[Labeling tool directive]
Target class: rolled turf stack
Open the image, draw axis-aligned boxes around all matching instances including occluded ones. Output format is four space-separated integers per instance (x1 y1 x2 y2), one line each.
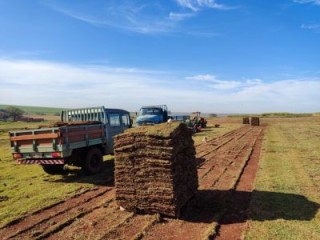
251 117 260 126
242 117 250 124
114 122 198 218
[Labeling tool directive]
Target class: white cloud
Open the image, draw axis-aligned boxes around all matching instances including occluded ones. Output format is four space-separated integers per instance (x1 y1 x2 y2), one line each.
208 80 241 90
186 74 244 90
44 0 233 35
176 0 198 11
244 78 263 85
186 74 217 81
293 0 320 5
175 0 229 11
301 24 320 29
46 1 176 34
169 12 195 21
0 59 319 113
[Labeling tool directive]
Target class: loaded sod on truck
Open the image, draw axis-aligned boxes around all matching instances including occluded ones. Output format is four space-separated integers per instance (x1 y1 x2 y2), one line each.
9 106 132 175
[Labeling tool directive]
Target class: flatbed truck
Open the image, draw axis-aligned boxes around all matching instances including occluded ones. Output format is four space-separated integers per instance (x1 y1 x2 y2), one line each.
9 106 132 175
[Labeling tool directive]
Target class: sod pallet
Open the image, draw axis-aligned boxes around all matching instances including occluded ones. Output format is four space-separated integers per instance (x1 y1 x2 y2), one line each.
114 122 198 218
251 117 260 126
242 117 250 124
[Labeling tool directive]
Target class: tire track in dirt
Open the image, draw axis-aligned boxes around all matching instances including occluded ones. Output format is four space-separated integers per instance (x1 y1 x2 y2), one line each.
0 125 264 240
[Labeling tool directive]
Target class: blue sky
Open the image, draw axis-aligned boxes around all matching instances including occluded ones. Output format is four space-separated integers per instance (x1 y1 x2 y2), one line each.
0 0 319 113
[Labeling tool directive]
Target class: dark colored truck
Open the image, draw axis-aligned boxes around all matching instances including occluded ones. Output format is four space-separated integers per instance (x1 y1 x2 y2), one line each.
9 106 132 175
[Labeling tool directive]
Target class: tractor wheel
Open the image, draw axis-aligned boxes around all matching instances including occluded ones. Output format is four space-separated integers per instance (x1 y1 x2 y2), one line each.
82 148 103 175
42 164 65 175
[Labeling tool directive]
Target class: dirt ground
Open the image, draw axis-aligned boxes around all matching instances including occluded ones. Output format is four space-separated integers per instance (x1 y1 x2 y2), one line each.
0 125 264 240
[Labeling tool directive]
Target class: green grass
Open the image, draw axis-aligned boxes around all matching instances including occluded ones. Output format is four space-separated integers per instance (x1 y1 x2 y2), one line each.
0 104 139 117
0 119 243 227
4 116 319 239
192 123 242 145
260 112 313 117
124 121 183 137
124 119 242 142
227 113 314 118
0 104 63 116
0 121 115 227
245 117 320 239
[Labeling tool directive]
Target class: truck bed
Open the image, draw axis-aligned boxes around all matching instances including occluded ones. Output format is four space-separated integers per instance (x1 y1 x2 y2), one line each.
9 122 106 164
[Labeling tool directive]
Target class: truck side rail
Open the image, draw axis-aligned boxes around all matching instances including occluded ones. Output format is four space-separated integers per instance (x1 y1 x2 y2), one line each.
9 123 106 158
61 106 107 123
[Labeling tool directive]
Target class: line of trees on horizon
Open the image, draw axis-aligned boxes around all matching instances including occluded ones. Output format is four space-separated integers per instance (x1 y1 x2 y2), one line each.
0 106 24 121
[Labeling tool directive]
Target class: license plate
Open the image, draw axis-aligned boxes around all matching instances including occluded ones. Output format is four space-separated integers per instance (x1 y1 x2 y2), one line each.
31 153 43 158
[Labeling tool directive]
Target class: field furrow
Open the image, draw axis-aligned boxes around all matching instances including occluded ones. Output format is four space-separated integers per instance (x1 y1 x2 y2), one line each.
1 187 114 240
0 125 264 240
0 187 111 239
141 126 264 239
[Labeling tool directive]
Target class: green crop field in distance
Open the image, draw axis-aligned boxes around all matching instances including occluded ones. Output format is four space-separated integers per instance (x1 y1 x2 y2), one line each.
245 117 320 239
0 104 63 116
192 122 242 145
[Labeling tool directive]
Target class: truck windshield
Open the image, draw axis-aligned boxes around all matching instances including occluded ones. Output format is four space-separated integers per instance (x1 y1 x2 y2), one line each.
139 108 162 115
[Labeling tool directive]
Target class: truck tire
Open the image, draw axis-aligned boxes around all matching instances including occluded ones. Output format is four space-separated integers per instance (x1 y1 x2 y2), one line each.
42 164 65 175
83 148 103 175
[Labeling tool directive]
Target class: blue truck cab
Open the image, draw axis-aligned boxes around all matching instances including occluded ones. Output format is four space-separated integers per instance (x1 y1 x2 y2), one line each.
136 105 168 126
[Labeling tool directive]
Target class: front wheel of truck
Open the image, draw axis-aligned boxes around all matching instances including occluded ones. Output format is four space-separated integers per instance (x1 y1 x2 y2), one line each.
83 148 103 175
42 164 65 175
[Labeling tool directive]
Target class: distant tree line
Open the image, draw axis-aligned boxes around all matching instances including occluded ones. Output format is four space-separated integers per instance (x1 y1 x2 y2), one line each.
0 106 24 121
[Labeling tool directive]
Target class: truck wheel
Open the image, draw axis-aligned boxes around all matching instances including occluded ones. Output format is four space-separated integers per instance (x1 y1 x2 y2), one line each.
83 148 103 175
42 164 65 175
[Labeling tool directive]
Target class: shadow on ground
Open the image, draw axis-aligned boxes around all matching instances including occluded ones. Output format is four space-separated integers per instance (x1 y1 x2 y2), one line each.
47 160 319 224
49 159 115 186
196 157 206 167
180 190 319 224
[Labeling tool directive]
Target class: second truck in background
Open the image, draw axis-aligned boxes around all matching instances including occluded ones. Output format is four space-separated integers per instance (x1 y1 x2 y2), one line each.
135 105 169 126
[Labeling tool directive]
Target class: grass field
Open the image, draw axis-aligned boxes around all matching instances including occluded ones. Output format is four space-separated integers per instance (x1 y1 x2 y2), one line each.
0 118 114 227
0 104 63 116
0 116 319 239
245 117 320 239
0 117 238 227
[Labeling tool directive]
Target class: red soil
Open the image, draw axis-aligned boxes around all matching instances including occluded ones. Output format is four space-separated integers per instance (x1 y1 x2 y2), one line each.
0 125 264 240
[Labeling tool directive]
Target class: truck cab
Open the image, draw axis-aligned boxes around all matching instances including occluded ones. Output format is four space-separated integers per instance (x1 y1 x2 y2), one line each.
61 107 132 154
104 109 132 153
136 105 168 126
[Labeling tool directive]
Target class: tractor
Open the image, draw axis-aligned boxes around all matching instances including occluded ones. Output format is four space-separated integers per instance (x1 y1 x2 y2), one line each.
185 112 207 133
